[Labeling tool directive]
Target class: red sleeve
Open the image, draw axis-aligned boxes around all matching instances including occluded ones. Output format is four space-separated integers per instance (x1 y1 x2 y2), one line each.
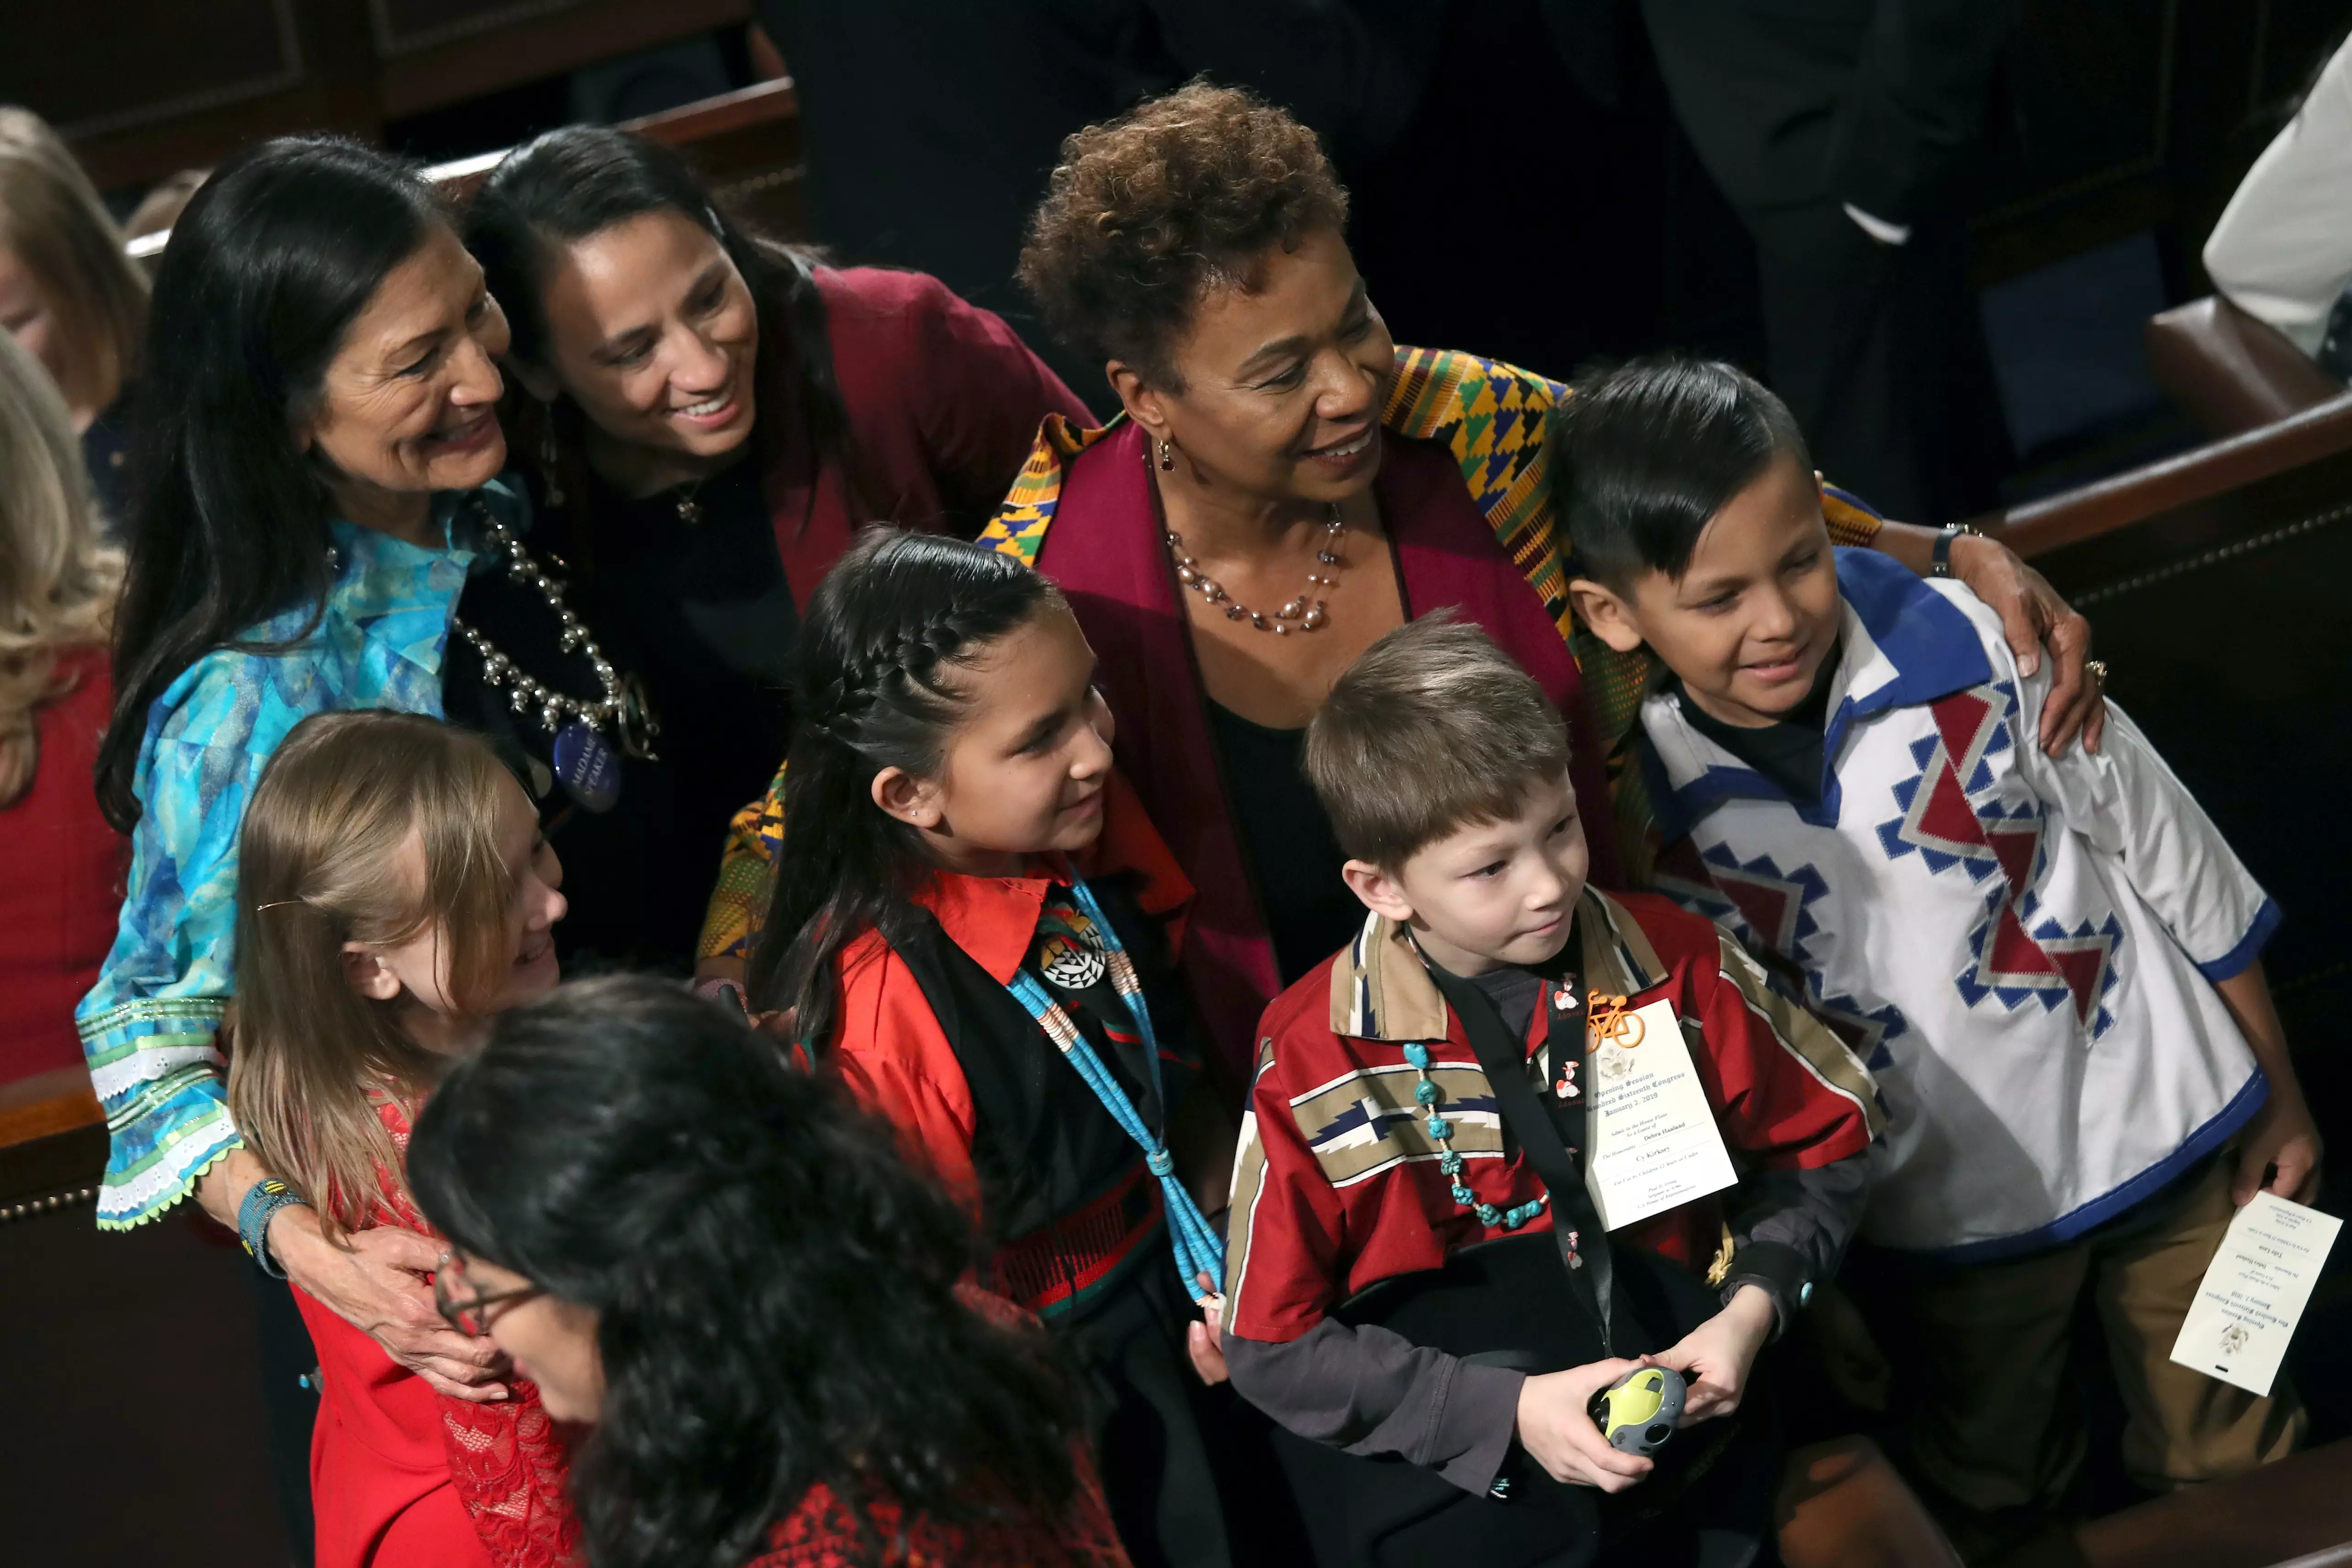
900 272 1095 524
828 934 987 1222
1223 999 1353 1343
1632 894 1876 1171
438 1384 580 1567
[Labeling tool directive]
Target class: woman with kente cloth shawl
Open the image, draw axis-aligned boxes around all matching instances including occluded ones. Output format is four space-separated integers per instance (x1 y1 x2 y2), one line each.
698 82 2103 1090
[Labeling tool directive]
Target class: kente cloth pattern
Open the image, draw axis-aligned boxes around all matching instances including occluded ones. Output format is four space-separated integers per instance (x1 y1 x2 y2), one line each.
974 345 1885 873
695 346 1884 961
74 481 524 1228
700 773 789 961
1642 549 2277 1259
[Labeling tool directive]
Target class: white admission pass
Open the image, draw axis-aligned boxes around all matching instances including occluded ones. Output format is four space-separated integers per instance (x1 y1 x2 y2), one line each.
1582 997 1738 1230
2168 1190 2342 1398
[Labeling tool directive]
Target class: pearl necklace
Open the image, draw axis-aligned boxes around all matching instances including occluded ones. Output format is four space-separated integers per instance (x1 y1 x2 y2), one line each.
1164 504 1344 634
451 503 660 759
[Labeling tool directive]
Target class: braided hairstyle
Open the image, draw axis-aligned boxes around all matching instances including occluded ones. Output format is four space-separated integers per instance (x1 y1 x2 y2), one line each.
750 530 1064 1045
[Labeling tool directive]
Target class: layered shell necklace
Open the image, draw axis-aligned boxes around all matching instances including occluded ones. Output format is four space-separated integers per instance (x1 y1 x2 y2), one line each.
451 501 660 807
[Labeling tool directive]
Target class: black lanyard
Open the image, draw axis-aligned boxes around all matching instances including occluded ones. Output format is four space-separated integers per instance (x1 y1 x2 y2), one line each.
1424 961 1621 1355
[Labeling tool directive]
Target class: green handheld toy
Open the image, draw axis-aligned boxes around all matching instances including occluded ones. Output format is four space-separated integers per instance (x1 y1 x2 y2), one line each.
1589 1365 1686 1456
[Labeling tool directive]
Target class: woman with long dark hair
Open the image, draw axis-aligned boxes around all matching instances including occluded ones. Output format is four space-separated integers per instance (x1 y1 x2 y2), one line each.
77 141 558 1513
464 126 1092 968
406 973 1132 1568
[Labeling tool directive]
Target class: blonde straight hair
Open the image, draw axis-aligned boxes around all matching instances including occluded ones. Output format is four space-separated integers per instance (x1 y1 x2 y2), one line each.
0 108 148 418
228 711 525 1238
0 326 121 805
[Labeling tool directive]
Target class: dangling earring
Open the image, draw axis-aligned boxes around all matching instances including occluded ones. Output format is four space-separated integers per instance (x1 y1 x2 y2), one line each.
539 407 566 508
1157 437 1175 472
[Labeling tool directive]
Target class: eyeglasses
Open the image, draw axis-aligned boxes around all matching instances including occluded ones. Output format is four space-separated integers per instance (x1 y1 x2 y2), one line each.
433 1250 544 1337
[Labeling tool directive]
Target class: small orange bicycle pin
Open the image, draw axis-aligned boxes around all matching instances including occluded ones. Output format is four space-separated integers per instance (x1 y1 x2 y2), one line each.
1585 993 1645 1053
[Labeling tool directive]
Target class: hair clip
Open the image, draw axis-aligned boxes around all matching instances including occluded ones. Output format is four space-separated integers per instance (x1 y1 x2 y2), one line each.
254 899 307 912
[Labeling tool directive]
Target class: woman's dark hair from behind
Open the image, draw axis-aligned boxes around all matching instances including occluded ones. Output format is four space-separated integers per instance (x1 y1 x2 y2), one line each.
406 975 1080 1568
94 136 443 830
1558 354 1813 591
463 125 867 524
747 529 1061 1044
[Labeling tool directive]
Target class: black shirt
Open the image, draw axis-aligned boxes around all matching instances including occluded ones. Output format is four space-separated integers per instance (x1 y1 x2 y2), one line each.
574 455 797 880
892 875 1203 1310
439 498 706 970
1206 700 1366 985
82 389 134 540
1667 641 1842 808
1457 935 1584 1152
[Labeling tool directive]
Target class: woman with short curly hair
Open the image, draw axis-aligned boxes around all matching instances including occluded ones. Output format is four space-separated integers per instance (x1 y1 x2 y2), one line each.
699 80 2103 1075
990 81 2104 1074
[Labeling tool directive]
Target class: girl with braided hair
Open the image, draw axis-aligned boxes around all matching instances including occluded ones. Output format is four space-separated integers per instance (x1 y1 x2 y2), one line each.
746 530 1296 1568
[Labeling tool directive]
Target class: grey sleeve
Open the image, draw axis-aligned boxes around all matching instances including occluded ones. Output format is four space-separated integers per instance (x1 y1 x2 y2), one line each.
1720 1151 1875 1335
1223 1317 1525 1496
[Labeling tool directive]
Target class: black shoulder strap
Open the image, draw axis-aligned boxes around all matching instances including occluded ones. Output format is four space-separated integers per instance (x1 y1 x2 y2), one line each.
1424 962 1619 1355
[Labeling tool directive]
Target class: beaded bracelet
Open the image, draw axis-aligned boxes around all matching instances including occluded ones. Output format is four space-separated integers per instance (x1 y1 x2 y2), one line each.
238 1178 312 1280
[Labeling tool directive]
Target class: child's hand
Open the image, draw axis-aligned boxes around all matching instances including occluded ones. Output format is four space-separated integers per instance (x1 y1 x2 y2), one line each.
1514 1358 1655 1491
1185 1275 1231 1385
2235 1086 2324 1206
1649 1284 1776 1423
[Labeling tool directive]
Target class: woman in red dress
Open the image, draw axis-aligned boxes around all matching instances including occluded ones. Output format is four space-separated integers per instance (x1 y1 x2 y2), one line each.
227 711 579 1568
0 326 122 1098
406 975 1133 1568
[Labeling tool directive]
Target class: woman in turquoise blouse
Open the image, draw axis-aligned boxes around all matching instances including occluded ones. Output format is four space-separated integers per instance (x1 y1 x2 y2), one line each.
79 138 524 1408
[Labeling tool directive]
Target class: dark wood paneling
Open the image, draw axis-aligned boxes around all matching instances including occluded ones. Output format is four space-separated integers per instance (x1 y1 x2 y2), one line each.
374 0 747 117
0 0 303 139
1971 0 2352 289
5 0 752 189
627 78 805 238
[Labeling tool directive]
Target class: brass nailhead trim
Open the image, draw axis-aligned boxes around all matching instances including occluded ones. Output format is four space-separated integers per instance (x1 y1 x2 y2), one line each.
2075 501 2352 607
0 1186 100 1226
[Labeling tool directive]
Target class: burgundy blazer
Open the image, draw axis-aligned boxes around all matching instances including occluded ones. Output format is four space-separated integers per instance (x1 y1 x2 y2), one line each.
1032 423 1619 1084
762 267 1094 613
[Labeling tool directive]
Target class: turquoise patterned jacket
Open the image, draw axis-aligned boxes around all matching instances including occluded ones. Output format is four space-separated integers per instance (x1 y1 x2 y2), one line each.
74 483 513 1228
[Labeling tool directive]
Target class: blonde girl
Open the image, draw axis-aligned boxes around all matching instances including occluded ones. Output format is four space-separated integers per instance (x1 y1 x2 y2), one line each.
228 709 575 1568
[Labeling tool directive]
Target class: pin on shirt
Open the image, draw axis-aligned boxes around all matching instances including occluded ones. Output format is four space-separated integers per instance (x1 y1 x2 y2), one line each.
1549 983 1583 1099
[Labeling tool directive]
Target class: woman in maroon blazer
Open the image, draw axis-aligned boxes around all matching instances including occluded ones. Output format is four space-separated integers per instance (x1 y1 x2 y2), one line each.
464 126 1091 964
985 82 2103 1082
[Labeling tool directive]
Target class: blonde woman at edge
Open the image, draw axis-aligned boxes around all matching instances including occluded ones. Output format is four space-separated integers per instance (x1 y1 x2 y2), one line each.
0 106 150 526
0 324 124 1095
